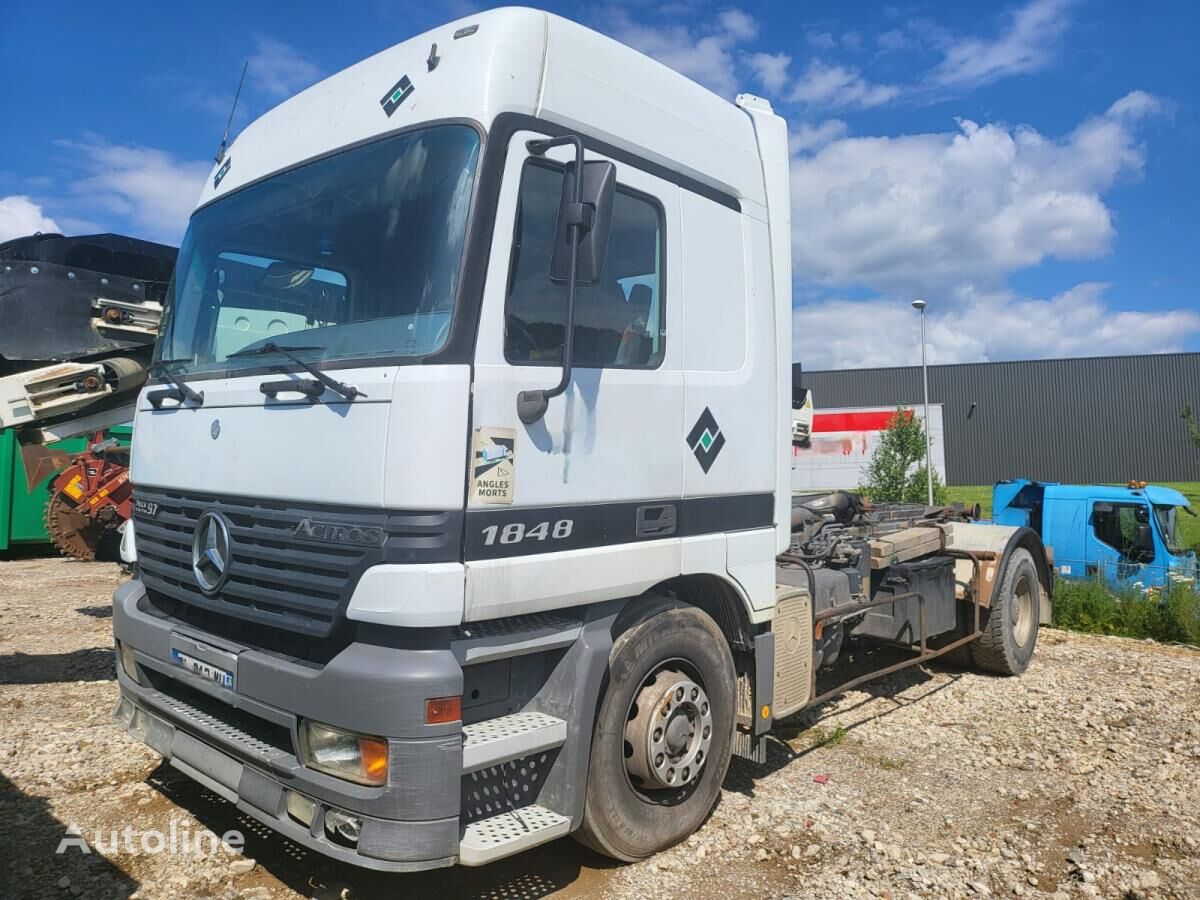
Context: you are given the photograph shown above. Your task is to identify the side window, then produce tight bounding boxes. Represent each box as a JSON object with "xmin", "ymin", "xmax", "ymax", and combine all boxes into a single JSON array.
[
  {"xmin": 505, "ymin": 161, "xmax": 665, "ymax": 369},
  {"xmin": 1093, "ymin": 502, "xmax": 1153, "ymax": 561}
]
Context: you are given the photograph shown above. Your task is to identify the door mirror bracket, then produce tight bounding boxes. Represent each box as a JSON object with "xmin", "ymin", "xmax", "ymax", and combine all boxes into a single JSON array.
[{"xmin": 517, "ymin": 136, "xmax": 616, "ymax": 425}]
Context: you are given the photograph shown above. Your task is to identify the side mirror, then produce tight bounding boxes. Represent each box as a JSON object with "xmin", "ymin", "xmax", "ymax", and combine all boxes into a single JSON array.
[
  {"xmin": 550, "ymin": 160, "xmax": 615, "ymax": 285},
  {"xmin": 1132, "ymin": 523, "xmax": 1155, "ymax": 559},
  {"xmin": 517, "ymin": 136, "xmax": 616, "ymax": 426}
]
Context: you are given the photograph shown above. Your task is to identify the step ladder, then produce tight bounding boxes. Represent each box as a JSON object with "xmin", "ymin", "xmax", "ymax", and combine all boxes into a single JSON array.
[{"xmin": 458, "ymin": 711, "xmax": 570, "ymax": 865}]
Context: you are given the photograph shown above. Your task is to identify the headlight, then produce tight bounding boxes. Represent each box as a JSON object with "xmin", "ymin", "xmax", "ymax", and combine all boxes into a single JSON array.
[
  {"xmin": 117, "ymin": 640, "xmax": 140, "ymax": 684},
  {"xmin": 299, "ymin": 720, "xmax": 388, "ymax": 786}
]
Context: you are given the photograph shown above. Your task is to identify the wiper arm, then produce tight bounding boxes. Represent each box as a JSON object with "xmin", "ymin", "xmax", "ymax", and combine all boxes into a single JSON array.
[
  {"xmin": 228, "ymin": 342, "xmax": 366, "ymax": 401},
  {"xmin": 148, "ymin": 359, "xmax": 204, "ymax": 407}
]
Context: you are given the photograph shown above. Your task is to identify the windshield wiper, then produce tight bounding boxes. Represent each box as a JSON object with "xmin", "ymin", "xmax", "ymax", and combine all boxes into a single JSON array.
[
  {"xmin": 147, "ymin": 359, "xmax": 204, "ymax": 407},
  {"xmin": 228, "ymin": 342, "xmax": 366, "ymax": 401}
]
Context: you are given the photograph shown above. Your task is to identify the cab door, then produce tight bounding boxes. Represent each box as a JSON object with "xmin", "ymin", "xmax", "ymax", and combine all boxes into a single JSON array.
[
  {"xmin": 465, "ymin": 130, "xmax": 683, "ymax": 620},
  {"xmin": 1087, "ymin": 500, "xmax": 1156, "ymax": 586}
]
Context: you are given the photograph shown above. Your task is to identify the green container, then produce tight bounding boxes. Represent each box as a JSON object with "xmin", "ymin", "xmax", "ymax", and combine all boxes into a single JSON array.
[{"xmin": 0, "ymin": 425, "xmax": 133, "ymax": 552}]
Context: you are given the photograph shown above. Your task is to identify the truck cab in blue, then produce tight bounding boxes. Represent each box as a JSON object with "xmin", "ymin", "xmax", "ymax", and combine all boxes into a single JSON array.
[{"xmin": 992, "ymin": 480, "xmax": 1196, "ymax": 590}]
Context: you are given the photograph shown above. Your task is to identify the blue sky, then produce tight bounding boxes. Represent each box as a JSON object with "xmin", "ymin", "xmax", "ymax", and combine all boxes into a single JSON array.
[{"xmin": 2, "ymin": 0, "xmax": 1197, "ymax": 368}]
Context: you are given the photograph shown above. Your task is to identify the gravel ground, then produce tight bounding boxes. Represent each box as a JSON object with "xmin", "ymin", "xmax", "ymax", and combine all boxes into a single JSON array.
[{"xmin": 2, "ymin": 555, "xmax": 1198, "ymax": 899}]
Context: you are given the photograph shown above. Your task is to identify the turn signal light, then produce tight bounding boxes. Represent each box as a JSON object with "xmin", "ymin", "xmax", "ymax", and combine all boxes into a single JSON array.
[{"xmin": 425, "ymin": 696, "xmax": 462, "ymax": 725}]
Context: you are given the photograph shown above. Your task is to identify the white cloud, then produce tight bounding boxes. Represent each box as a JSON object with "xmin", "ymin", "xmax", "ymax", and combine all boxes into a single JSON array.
[
  {"xmin": 247, "ymin": 36, "xmax": 322, "ymax": 100},
  {"xmin": 790, "ymin": 92, "xmax": 1162, "ymax": 296},
  {"xmin": 795, "ymin": 284, "xmax": 1200, "ymax": 370},
  {"xmin": 929, "ymin": 0, "xmax": 1074, "ymax": 89},
  {"xmin": 56, "ymin": 139, "xmax": 210, "ymax": 244},
  {"xmin": 788, "ymin": 119, "xmax": 848, "ymax": 154},
  {"xmin": 805, "ymin": 31, "xmax": 836, "ymax": 51},
  {"xmin": 788, "ymin": 60, "xmax": 901, "ymax": 109},
  {"xmin": 0, "ymin": 196, "xmax": 60, "ymax": 243},
  {"xmin": 605, "ymin": 8, "xmax": 758, "ymax": 98},
  {"xmin": 746, "ymin": 51, "xmax": 791, "ymax": 93}
]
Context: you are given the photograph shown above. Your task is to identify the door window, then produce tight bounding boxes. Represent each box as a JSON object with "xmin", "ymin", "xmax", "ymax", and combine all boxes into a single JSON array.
[
  {"xmin": 1093, "ymin": 502, "xmax": 1155, "ymax": 563},
  {"xmin": 504, "ymin": 161, "xmax": 665, "ymax": 369}
]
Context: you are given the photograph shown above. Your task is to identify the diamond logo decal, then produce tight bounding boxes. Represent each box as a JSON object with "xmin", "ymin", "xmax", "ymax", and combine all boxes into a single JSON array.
[
  {"xmin": 687, "ymin": 407, "xmax": 726, "ymax": 473},
  {"xmin": 379, "ymin": 75, "xmax": 414, "ymax": 117}
]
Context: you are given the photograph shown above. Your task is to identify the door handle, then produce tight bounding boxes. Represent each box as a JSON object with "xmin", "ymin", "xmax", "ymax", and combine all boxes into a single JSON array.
[{"xmin": 636, "ymin": 504, "xmax": 677, "ymax": 538}]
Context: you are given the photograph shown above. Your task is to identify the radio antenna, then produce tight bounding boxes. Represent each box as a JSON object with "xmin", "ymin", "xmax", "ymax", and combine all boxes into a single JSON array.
[{"xmin": 215, "ymin": 61, "xmax": 248, "ymax": 164}]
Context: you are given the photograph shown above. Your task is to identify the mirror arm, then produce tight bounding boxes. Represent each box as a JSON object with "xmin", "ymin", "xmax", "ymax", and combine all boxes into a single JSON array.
[{"xmin": 518, "ymin": 135, "xmax": 587, "ymax": 425}]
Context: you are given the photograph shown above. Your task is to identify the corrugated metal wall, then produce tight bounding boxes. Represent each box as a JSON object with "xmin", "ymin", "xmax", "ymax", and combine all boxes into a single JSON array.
[{"xmin": 799, "ymin": 353, "xmax": 1200, "ymax": 485}]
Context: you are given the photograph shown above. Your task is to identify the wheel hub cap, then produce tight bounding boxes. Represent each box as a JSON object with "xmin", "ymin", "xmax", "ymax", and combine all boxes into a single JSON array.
[{"xmin": 624, "ymin": 670, "xmax": 714, "ymax": 790}]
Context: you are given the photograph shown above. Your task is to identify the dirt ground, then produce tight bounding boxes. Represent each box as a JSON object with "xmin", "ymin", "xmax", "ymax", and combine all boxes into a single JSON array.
[{"xmin": 2, "ymin": 554, "xmax": 1198, "ymax": 899}]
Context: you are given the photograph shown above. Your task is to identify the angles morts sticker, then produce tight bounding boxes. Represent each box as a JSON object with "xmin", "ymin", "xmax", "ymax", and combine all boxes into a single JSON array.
[
  {"xmin": 470, "ymin": 426, "xmax": 515, "ymax": 505},
  {"xmin": 380, "ymin": 75, "xmax": 415, "ymax": 117},
  {"xmin": 687, "ymin": 407, "xmax": 725, "ymax": 473}
]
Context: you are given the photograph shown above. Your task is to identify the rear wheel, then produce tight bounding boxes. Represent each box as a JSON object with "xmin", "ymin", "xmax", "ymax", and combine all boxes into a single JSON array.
[
  {"xmin": 970, "ymin": 547, "xmax": 1040, "ymax": 675},
  {"xmin": 576, "ymin": 601, "xmax": 736, "ymax": 861}
]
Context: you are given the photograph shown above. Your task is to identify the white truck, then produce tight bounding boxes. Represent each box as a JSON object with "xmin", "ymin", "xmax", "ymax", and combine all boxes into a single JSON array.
[{"xmin": 111, "ymin": 7, "xmax": 1051, "ymax": 871}]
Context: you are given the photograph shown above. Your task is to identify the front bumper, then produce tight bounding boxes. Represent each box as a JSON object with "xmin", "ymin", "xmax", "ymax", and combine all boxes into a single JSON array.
[{"xmin": 112, "ymin": 579, "xmax": 465, "ymax": 871}]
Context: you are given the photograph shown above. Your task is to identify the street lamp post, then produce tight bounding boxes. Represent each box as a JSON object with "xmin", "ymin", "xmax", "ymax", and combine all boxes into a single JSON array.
[{"xmin": 911, "ymin": 299, "xmax": 933, "ymax": 506}]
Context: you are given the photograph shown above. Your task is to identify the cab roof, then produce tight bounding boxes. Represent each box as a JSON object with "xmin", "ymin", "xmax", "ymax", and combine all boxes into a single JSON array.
[
  {"xmin": 1007, "ymin": 480, "xmax": 1192, "ymax": 508},
  {"xmin": 194, "ymin": 7, "xmax": 767, "ymax": 213}
]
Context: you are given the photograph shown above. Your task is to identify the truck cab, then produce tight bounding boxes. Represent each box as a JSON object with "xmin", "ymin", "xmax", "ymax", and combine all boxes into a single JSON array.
[
  {"xmin": 112, "ymin": 8, "xmax": 1048, "ymax": 873},
  {"xmin": 993, "ymin": 480, "xmax": 1196, "ymax": 589}
]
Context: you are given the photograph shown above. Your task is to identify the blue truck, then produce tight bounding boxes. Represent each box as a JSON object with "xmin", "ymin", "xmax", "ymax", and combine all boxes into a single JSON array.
[{"xmin": 992, "ymin": 480, "xmax": 1197, "ymax": 590}]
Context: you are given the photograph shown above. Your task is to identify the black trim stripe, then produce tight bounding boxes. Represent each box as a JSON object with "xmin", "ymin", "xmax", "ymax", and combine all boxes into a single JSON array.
[
  {"xmin": 464, "ymin": 492, "xmax": 774, "ymax": 561},
  {"xmin": 489, "ymin": 113, "xmax": 742, "ymax": 213}
]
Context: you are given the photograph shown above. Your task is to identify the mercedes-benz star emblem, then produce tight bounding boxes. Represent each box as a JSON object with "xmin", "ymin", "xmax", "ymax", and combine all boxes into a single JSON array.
[
  {"xmin": 210, "ymin": 419, "xmax": 221, "ymax": 439},
  {"xmin": 192, "ymin": 510, "xmax": 232, "ymax": 594}
]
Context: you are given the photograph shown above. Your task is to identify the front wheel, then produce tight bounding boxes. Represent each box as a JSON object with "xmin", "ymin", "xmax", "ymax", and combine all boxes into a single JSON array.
[
  {"xmin": 576, "ymin": 601, "xmax": 736, "ymax": 861},
  {"xmin": 970, "ymin": 547, "xmax": 1041, "ymax": 675}
]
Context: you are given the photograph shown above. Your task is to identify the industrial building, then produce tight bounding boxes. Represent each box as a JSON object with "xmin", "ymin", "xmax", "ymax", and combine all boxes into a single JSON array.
[{"xmin": 798, "ymin": 353, "xmax": 1200, "ymax": 486}]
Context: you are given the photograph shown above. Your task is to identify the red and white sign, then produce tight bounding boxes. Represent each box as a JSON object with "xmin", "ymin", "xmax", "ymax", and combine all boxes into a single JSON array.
[{"xmin": 792, "ymin": 405, "xmax": 946, "ymax": 491}]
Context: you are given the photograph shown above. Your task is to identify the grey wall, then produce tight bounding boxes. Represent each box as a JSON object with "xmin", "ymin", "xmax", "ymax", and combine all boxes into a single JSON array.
[{"xmin": 798, "ymin": 353, "xmax": 1200, "ymax": 486}]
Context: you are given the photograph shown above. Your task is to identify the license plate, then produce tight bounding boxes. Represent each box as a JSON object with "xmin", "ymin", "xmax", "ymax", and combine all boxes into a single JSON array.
[{"xmin": 170, "ymin": 648, "xmax": 235, "ymax": 690}]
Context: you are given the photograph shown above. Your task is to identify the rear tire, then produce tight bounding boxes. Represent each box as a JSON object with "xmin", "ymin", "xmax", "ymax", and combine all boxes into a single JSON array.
[
  {"xmin": 970, "ymin": 547, "xmax": 1040, "ymax": 675},
  {"xmin": 576, "ymin": 602, "xmax": 736, "ymax": 861}
]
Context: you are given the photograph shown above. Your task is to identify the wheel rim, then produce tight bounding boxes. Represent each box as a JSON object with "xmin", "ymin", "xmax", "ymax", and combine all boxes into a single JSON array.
[
  {"xmin": 624, "ymin": 667, "xmax": 713, "ymax": 791},
  {"xmin": 1011, "ymin": 574, "xmax": 1035, "ymax": 647}
]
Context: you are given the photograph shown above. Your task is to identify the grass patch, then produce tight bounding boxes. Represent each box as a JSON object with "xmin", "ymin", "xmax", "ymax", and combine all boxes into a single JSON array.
[
  {"xmin": 1052, "ymin": 578, "xmax": 1200, "ymax": 646},
  {"xmin": 806, "ymin": 724, "xmax": 848, "ymax": 750}
]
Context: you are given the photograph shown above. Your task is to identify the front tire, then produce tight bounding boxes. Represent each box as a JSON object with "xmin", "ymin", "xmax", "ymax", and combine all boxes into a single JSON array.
[
  {"xmin": 576, "ymin": 601, "xmax": 736, "ymax": 861},
  {"xmin": 970, "ymin": 547, "xmax": 1040, "ymax": 675}
]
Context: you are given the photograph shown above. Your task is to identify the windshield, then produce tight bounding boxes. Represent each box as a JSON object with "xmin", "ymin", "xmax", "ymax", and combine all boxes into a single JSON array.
[
  {"xmin": 156, "ymin": 124, "xmax": 480, "ymax": 375},
  {"xmin": 1154, "ymin": 505, "xmax": 1188, "ymax": 554}
]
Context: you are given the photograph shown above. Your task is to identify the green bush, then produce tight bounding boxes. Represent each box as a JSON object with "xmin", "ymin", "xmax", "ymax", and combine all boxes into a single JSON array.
[
  {"xmin": 1052, "ymin": 577, "xmax": 1200, "ymax": 646},
  {"xmin": 859, "ymin": 407, "xmax": 947, "ymax": 505}
]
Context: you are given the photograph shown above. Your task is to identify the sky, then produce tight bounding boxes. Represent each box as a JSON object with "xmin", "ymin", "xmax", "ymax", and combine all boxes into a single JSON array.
[{"xmin": 2, "ymin": 0, "xmax": 1197, "ymax": 370}]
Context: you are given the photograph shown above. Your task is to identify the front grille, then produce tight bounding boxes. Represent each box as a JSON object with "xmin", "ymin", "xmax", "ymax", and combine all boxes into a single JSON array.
[{"xmin": 133, "ymin": 487, "xmax": 461, "ymax": 638}]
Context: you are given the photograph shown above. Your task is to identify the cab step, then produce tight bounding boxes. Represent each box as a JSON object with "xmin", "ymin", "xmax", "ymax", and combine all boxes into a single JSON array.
[
  {"xmin": 461, "ymin": 711, "xmax": 567, "ymax": 774},
  {"xmin": 458, "ymin": 805, "xmax": 571, "ymax": 866}
]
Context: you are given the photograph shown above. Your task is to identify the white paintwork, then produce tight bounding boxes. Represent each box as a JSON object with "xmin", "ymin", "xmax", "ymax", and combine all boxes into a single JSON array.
[
  {"xmin": 465, "ymin": 540, "xmax": 681, "ymax": 621},
  {"xmin": 145, "ymin": 6, "xmax": 794, "ymax": 628},
  {"xmin": 726, "ymin": 528, "xmax": 779, "ymax": 612},
  {"xmin": 737, "ymin": 94, "xmax": 794, "ymax": 556},
  {"xmin": 119, "ymin": 519, "xmax": 137, "ymax": 564},
  {"xmin": 469, "ymin": 132, "xmax": 684, "ymax": 508},
  {"xmin": 345, "ymin": 563, "xmax": 465, "ymax": 627},
  {"xmin": 132, "ymin": 366, "xmax": 469, "ymax": 510},
  {"xmin": 196, "ymin": 9, "xmax": 764, "ymax": 212}
]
